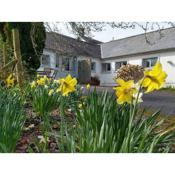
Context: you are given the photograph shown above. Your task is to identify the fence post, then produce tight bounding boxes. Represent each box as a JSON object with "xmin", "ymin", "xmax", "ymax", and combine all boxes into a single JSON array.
[{"xmin": 12, "ymin": 28, "xmax": 24, "ymax": 89}]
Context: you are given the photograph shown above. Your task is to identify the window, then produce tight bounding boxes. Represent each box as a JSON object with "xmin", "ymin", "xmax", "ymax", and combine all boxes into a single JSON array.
[
  {"xmin": 115, "ymin": 61, "xmax": 127, "ymax": 71},
  {"xmin": 142, "ymin": 57, "xmax": 158, "ymax": 68},
  {"xmin": 56, "ymin": 53, "xmax": 59, "ymax": 68},
  {"xmin": 102, "ymin": 63, "xmax": 111, "ymax": 73},
  {"xmin": 42, "ymin": 54, "xmax": 50, "ymax": 66},
  {"xmin": 91, "ymin": 62, "xmax": 96, "ymax": 72},
  {"xmin": 62, "ymin": 57, "xmax": 71, "ymax": 71}
]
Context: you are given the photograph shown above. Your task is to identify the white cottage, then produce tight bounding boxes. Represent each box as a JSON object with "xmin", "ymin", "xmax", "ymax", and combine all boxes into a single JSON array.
[
  {"xmin": 39, "ymin": 32, "xmax": 101, "ymax": 82},
  {"xmin": 40, "ymin": 28, "xmax": 175, "ymax": 86}
]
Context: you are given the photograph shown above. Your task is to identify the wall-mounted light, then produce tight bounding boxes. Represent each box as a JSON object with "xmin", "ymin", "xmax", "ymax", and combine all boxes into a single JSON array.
[{"xmin": 167, "ymin": 61, "xmax": 175, "ymax": 67}]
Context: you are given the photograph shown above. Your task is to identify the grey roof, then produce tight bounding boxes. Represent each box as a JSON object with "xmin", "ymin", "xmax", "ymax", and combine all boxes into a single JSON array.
[
  {"xmin": 101, "ymin": 28, "xmax": 175, "ymax": 59},
  {"xmin": 45, "ymin": 32, "xmax": 101, "ymax": 58}
]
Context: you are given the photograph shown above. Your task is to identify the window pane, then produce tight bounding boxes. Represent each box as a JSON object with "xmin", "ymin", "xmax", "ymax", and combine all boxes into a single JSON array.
[
  {"xmin": 102, "ymin": 63, "xmax": 111, "ymax": 72},
  {"xmin": 142, "ymin": 57, "xmax": 157, "ymax": 68},
  {"xmin": 115, "ymin": 61, "xmax": 127, "ymax": 70},
  {"xmin": 62, "ymin": 57, "xmax": 70, "ymax": 71},
  {"xmin": 107, "ymin": 63, "xmax": 111, "ymax": 71},
  {"xmin": 42, "ymin": 54, "xmax": 50, "ymax": 66},
  {"xmin": 56, "ymin": 54, "xmax": 59, "ymax": 68},
  {"xmin": 91, "ymin": 62, "xmax": 96, "ymax": 71},
  {"xmin": 151, "ymin": 58, "xmax": 158, "ymax": 67},
  {"xmin": 122, "ymin": 61, "xmax": 127, "ymax": 66},
  {"xmin": 115, "ymin": 62, "xmax": 121, "ymax": 70}
]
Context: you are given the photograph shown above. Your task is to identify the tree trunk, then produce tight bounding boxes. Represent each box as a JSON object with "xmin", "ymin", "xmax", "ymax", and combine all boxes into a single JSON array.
[{"xmin": 12, "ymin": 28, "xmax": 24, "ymax": 89}]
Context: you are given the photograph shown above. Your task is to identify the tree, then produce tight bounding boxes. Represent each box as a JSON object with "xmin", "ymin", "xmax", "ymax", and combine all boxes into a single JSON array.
[
  {"xmin": 8, "ymin": 22, "xmax": 46, "ymax": 72},
  {"xmin": 45, "ymin": 22, "xmax": 175, "ymax": 44},
  {"xmin": 0, "ymin": 22, "xmax": 46, "ymax": 72},
  {"xmin": 0, "ymin": 22, "xmax": 46, "ymax": 89}
]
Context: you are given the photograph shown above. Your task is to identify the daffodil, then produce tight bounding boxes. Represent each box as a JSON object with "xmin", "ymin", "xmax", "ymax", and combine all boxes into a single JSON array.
[
  {"xmin": 43, "ymin": 75, "xmax": 49, "ymax": 81},
  {"xmin": 57, "ymin": 74, "xmax": 77, "ymax": 96},
  {"xmin": 37, "ymin": 77, "xmax": 46, "ymax": 85},
  {"xmin": 54, "ymin": 79, "xmax": 60, "ymax": 84},
  {"xmin": 6, "ymin": 74, "xmax": 15, "ymax": 87},
  {"xmin": 31, "ymin": 81, "xmax": 36, "ymax": 89},
  {"xmin": 141, "ymin": 61, "xmax": 167, "ymax": 93},
  {"xmin": 48, "ymin": 89, "xmax": 54, "ymax": 96},
  {"xmin": 78, "ymin": 103, "xmax": 83, "ymax": 108},
  {"xmin": 114, "ymin": 79, "xmax": 137, "ymax": 104},
  {"xmin": 86, "ymin": 84, "xmax": 91, "ymax": 90},
  {"xmin": 37, "ymin": 135, "xmax": 46, "ymax": 144}
]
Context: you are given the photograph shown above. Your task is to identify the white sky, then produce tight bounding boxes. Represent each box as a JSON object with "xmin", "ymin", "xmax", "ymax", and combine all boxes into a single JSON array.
[{"xmin": 50, "ymin": 22, "xmax": 172, "ymax": 42}]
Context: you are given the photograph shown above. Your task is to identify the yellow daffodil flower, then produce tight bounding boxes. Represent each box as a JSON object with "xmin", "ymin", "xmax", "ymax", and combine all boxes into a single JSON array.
[
  {"xmin": 78, "ymin": 103, "xmax": 83, "ymax": 108},
  {"xmin": 57, "ymin": 74, "xmax": 77, "ymax": 96},
  {"xmin": 6, "ymin": 74, "xmax": 15, "ymax": 87},
  {"xmin": 48, "ymin": 89, "xmax": 54, "ymax": 96},
  {"xmin": 142, "ymin": 61, "xmax": 167, "ymax": 93},
  {"xmin": 43, "ymin": 75, "xmax": 49, "ymax": 81},
  {"xmin": 113, "ymin": 79, "xmax": 137, "ymax": 104},
  {"xmin": 54, "ymin": 79, "xmax": 60, "ymax": 84},
  {"xmin": 31, "ymin": 81, "xmax": 36, "ymax": 89},
  {"xmin": 86, "ymin": 83, "xmax": 91, "ymax": 90},
  {"xmin": 37, "ymin": 77, "xmax": 46, "ymax": 85}
]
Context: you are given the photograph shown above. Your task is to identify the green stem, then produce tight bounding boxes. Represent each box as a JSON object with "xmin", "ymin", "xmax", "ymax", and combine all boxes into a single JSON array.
[
  {"xmin": 123, "ymin": 83, "xmax": 143, "ymax": 152},
  {"xmin": 59, "ymin": 96, "xmax": 66, "ymax": 152}
]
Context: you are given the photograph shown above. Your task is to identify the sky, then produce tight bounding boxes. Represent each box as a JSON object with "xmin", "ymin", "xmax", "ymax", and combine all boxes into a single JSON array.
[{"xmin": 49, "ymin": 22, "xmax": 172, "ymax": 42}]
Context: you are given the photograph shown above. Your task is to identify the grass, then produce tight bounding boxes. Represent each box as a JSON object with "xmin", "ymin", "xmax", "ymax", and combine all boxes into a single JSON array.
[{"xmin": 160, "ymin": 86, "xmax": 175, "ymax": 94}]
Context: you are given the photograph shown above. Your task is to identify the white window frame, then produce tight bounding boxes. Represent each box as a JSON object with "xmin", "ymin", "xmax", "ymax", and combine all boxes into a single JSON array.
[
  {"xmin": 115, "ymin": 61, "xmax": 127, "ymax": 71},
  {"xmin": 142, "ymin": 57, "xmax": 158, "ymax": 68},
  {"xmin": 101, "ymin": 63, "xmax": 111, "ymax": 73},
  {"xmin": 61, "ymin": 57, "xmax": 72, "ymax": 72},
  {"xmin": 55, "ymin": 53, "xmax": 59, "ymax": 68},
  {"xmin": 42, "ymin": 54, "xmax": 51, "ymax": 67}
]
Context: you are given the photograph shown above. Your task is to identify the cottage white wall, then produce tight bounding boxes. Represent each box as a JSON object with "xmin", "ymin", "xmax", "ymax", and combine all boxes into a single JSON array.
[
  {"xmin": 91, "ymin": 58, "xmax": 101, "ymax": 79},
  {"xmin": 100, "ymin": 51, "xmax": 175, "ymax": 86},
  {"xmin": 158, "ymin": 52, "xmax": 175, "ymax": 86},
  {"xmin": 40, "ymin": 49, "xmax": 175, "ymax": 87}
]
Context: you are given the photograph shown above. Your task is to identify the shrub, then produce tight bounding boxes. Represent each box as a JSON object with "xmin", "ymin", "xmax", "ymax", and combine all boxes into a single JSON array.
[{"xmin": 90, "ymin": 76, "xmax": 100, "ymax": 86}]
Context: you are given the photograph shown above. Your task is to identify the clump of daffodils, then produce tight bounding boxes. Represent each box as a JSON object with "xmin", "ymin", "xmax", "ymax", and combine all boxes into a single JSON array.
[
  {"xmin": 30, "ymin": 74, "xmax": 77, "ymax": 97},
  {"xmin": 114, "ymin": 61, "xmax": 167, "ymax": 105}
]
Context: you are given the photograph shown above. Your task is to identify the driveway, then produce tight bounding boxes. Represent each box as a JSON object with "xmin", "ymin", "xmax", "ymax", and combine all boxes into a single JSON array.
[
  {"xmin": 88, "ymin": 86, "xmax": 175, "ymax": 116},
  {"xmin": 142, "ymin": 91, "xmax": 175, "ymax": 116}
]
